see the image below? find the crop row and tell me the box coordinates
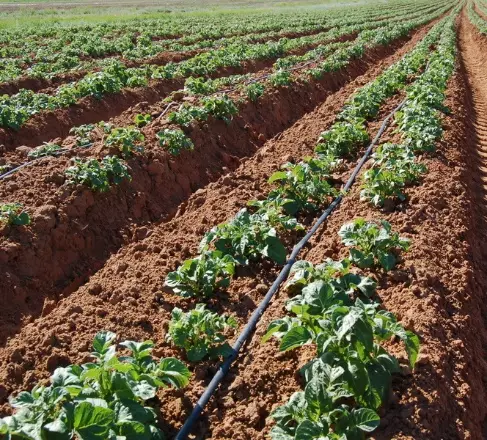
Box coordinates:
[0,1,444,86]
[267,11,457,438]
[0,8,444,210]
[0,1,451,132]
[467,1,487,33]
[0,3,452,136]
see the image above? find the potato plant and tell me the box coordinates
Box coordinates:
[157,129,194,155]
[65,156,131,192]
[338,218,410,271]
[0,203,30,226]
[167,304,237,362]
[0,331,190,440]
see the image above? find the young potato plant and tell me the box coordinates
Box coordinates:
[0,331,190,440]
[247,198,304,232]
[201,94,238,124]
[0,164,11,175]
[315,120,369,158]
[201,208,288,265]
[168,104,209,127]
[27,142,62,159]
[184,77,217,95]
[338,218,410,271]
[244,82,265,102]
[134,113,151,128]
[284,258,376,298]
[0,203,30,226]
[167,304,237,362]
[269,70,292,87]
[164,250,236,298]
[105,127,144,158]
[266,297,419,439]
[157,128,194,155]
[70,123,96,148]
[267,159,338,215]
[360,168,407,208]
[394,103,442,153]
[65,156,131,192]
[361,143,427,207]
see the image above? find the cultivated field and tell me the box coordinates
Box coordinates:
[1,0,487,439]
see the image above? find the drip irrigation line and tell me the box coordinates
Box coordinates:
[174,97,407,440]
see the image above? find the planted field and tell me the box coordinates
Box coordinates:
[1,0,487,439]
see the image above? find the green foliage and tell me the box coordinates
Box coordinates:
[134,113,151,128]
[105,127,144,158]
[201,94,238,124]
[266,293,419,439]
[184,77,217,95]
[201,208,288,265]
[360,168,407,207]
[0,164,11,175]
[168,104,209,127]
[70,124,96,148]
[267,158,338,215]
[156,128,194,155]
[167,304,237,362]
[164,250,236,298]
[65,156,131,192]
[315,121,369,158]
[0,203,30,226]
[245,82,265,102]
[0,331,190,440]
[27,142,62,159]
[284,258,376,298]
[269,70,292,87]
[338,218,410,271]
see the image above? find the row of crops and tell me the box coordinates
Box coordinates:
[0,0,462,437]
[0,0,454,132]
[0,1,447,85]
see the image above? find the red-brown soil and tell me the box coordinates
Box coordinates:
[0,24,436,350]
[1,8,487,440]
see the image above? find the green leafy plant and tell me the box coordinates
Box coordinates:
[70,124,96,147]
[184,77,217,95]
[167,304,237,362]
[164,250,236,298]
[0,203,30,226]
[168,104,209,127]
[0,331,190,440]
[0,164,11,175]
[284,258,376,298]
[201,94,238,124]
[65,156,131,192]
[360,168,407,207]
[338,218,410,271]
[267,158,337,215]
[105,127,144,158]
[245,82,265,102]
[269,70,292,87]
[156,129,194,155]
[27,143,62,159]
[315,120,369,158]
[134,113,151,127]
[201,208,287,265]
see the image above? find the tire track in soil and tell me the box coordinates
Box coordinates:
[0,21,444,436]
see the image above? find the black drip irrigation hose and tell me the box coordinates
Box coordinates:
[174,97,407,440]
